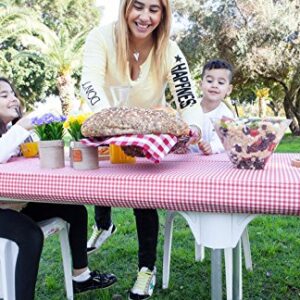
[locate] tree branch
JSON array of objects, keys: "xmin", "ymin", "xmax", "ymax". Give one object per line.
[
  {"xmin": 255, "ymin": 71, "xmax": 289, "ymax": 94},
  {"xmin": 232, "ymin": 0, "xmax": 249, "ymax": 27}
]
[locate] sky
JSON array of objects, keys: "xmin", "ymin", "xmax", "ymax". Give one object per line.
[{"xmin": 95, "ymin": 0, "xmax": 120, "ymax": 25}]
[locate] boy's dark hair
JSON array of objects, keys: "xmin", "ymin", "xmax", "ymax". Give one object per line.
[{"xmin": 201, "ymin": 59, "xmax": 234, "ymax": 83}]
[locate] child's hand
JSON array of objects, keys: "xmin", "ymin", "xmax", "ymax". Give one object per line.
[
  {"xmin": 187, "ymin": 125, "xmax": 202, "ymax": 146},
  {"xmin": 16, "ymin": 117, "xmax": 33, "ymax": 131},
  {"xmin": 198, "ymin": 140, "xmax": 212, "ymax": 155}
]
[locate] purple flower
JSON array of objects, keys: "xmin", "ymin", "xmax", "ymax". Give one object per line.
[
  {"xmin": 43, "ymin": 113, "xmax": 57, "ymax": 124},
  {"xmin": 57, "ymin": 115, "xmax": 67, "ymax": 122},
  {"xmin": 32, "ymin": 113, "xmax": 66, "ymax": 140},
  {"xmin": 31, "ymin": 117, "xmax": 39, "ymax": 125},
  {"xmin": 31, "ymin": 113, "xmax": 66, "ymax": 125}
]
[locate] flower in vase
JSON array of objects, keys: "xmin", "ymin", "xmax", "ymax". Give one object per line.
[
  {"xmin": 63, "ymin": 113, "xmax": 92, "ymax": 141},
  {"xmin": 32, "ymin": 113, "xmax": 66, "ymax": 141}
]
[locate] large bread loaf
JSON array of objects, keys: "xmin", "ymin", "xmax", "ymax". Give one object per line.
[{"xmin": 81, "ymin": 107, "xmax": 190, "ymax": 137}]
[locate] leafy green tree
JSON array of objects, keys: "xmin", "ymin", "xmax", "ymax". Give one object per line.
[
  {"xmin": 173, "ymin": 0, "xmax": 300, "ymax": 134},
  {"xmin": 0, "ymin": 1, "xmax": 31, "ymax": 44},
  {"xmin": 0, "ymin": 0, "xmax": 99, "ymax": 112},
  {"xmin": 12, "ymin": 0, "xmax": 99, "ymax": 36},
  {"xmin": 233, "ymin": 0, "xmax": 300, "ymax": 134},
  {"xmin": 1, "ymin": 47, "xmax": 57, "ymax": 108},
  {"xmin": 0, "ymin": 1, "xmax": 57, "ymax": 108},
  {"xmin": 17, "ymin": 26, "xmax": 88, "ymax": 114}
]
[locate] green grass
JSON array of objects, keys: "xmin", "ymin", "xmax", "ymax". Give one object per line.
[
  {"xmin": 276, "ymin": 133, "xmax": 300, "ymax": 153},
  {"xmin": 35, "ymin": 134, "xmax": 300, "ymax": 300}
]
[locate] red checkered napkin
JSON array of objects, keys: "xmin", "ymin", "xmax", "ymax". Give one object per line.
[{"xmin": 81, "ymin": 134, "xmax": 178, "ymax": 163}]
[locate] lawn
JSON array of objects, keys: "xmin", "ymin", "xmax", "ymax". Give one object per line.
[
  {"xmin": 276, "ymin": 133, "xmax": 300, "ymax": 153},
  {"xmin": 35, "ymin": 134, "xmax": 300, "ymax": 300}
]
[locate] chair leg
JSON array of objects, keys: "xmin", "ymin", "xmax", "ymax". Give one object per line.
[
  {"xmin": 0, "ymin": 264, "xmax": 2, "ymax": 299},
  {"xmin": 225, "ymin": 242, "xmax": 243, "ymax": 300},
  {"xmin": 195, "ymin": 243, "xmax": 205, "ymax": 262},
  {"xmin": 59, "ymin": 226, "xmax": 73, "ymax": 300},
  {"xmin": 233, "ymin": 241, "xmax": 243, "ymax": 300},
  {"xmin": 225, "ymin": 227, "xmax": 252, "ymax": 300},
  {"xmin": 162, "ymin": 212, "xmax": 176, "ymax": 289},
  {"xmin": 240, "ymin": 246, "xmax": 243, "ymax": 299},
  {"xmin": 224, "ymin": 248, "xmax": 233, "ymax": 300},
  {"xmin": 0, "ymin": 258, "xmax": 3, "ymax": 299},
  {"xmin": 241, "ymin": 228, "xmax": 253, "ymax": 271},
  {"xmin": 0, "ymin": 239, "xmax": 19, "ymax": 300}
]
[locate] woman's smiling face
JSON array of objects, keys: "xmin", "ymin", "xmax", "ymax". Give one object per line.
[
  {"xmin": 127, "ymin": 0, "xmax": 163, "ymax": 40},
  {"xmin": 0, "ymin": 80, "xmax": 20, "ymax": 124}
]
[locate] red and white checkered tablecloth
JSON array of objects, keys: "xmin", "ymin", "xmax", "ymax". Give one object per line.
[
  {"xmin": 0, "ymin": 153, "xmax": 299, "ymax": 215},
  {"xmin": 81, "ymin": 134, "xmax": 178, "ymax": 163}
]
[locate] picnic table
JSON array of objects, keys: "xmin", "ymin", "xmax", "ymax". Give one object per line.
[{"xmin": 0, "ymin": 153, "xmax": 299, "ymax": 299}]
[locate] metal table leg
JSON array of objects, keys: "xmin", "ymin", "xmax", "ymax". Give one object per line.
[{"xmin": 211, "ymin": 249, "xmax": 222, "ymax": 300}]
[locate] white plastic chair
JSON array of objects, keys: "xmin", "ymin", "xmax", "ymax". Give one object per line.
[
  {"xmin": 162, "ymin": 211, "xmax": 254, "ymax": 300},
  {"xmin": 0, "ymin": 217, "xmax": 73, "ymax": 300}
]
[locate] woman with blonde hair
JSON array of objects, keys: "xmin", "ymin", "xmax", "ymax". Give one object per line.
[{"xmin": 81, "ymin": 1, "xmax": 203, "ymax": 299}]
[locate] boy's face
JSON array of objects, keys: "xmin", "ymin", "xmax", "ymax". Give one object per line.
[{"xmin": 201, "ymin": 68, "xmax": 233, "ymax": 103}]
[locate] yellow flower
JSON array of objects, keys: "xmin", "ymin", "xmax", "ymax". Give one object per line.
[
  {"xmin": 63, "ymin": 120, "xmax": 70, "ymax": 128},
  {"xmin": 76, "ymin": 115, "xmax": 86, "ymax": 125},
  {"xmin": 64, "ymin": 113, "xmax": 91, "ymax": 126},
  {"xmin": 256, "ymin": 88, "xmax": 270, "ymax": 99},
  {"xmin": 68, "ymin": 115, "xmax": 77, "ymax": 124},
  {"xmin": 63, "ymin": 113, "xmax": 93, "ymax": 141}
]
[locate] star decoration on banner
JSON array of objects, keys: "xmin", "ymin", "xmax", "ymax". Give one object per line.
[{"xmin": 175, "ymin": 55, "xmax": 182, "ymax": 62}]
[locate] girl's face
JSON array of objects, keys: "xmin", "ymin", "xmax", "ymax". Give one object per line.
[
  {"xmin": 127, "ymin": 0, "xmax": 163, "ymax": 41},
  {"xmin": 0, "ymin": 81, "xmax": 20, "ymax": 124}
]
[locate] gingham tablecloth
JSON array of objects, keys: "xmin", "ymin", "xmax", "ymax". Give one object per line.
[{"xmin": 0, "ymin": 153, "xmax": 299, "ymax": 215}]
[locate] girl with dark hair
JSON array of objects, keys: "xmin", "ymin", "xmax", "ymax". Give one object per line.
[{"xmin": 0, "ymin": 77, "xmax": 117, "ymax": 300}]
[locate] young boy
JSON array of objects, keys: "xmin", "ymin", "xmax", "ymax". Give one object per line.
[{"xmin": 197, "ymin": 59, "xmax": 235, "ymax": 155}]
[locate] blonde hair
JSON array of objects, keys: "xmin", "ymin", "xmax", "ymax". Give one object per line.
[{"xmin": 115, "ymin": 0, "xmax": 172, "ymax": 81}]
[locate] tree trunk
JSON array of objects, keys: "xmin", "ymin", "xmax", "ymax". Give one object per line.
[
  {"xmin": 57, "ymin": 73, "xmax": 77, "ymax": 116},
  {"xmin": 283, "ymin": 94, "xmax": 300, "ymax": 135},
  {"xmin": 258, "ymin": 97, "xmax": 267, "ymax": 117},
  {"xmin": 267, "ymin": 101, "xmax": 280, "ymax": 116}
]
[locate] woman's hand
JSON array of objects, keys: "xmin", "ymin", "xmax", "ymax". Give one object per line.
[{"xmin": 16, "ymin": 117, "xmax": 33, "ymax": 131}]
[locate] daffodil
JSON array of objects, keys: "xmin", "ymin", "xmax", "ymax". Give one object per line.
[{"xmin": 64, "ymin": 113, "xmax": 92, "ymax": 141}]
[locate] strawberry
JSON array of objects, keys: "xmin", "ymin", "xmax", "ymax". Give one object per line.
[
  {"xmin": 249, "ymin": 129, "xmax": 260, "ymax": 137},
  {"xmin": 268, "ymin": 143, "xmax": 276, "ymax": 152}
]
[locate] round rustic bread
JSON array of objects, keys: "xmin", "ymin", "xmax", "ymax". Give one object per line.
[{"xmin": 81, "ymin": 107, "xmax": 190, "ymax": 137}]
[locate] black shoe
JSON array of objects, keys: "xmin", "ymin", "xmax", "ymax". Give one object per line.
[{"xmin": 73, "ymin": 270, "xmax": 117, "ymax": 294}]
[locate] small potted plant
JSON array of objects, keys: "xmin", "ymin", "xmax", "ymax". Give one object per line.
[
  {"xmin": 64, "ymin": 113, "xmax": 99, "ymax": 170},
  {"xmin": 32, "ymin": 113, "xmax": 66, "ymax": 169}
]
